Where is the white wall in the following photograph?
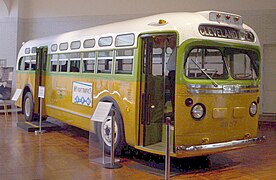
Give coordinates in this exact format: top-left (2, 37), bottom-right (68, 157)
top-left (0, 1), bottom-right (8, 17)
top-left (18, 1), bottom-right (276, 44)
top-left (19, 0), bottom-right (275, 18)
top-left (0, 0), bottom-right (20, 93)
top-left (0, 0), bottom-right (19, 67)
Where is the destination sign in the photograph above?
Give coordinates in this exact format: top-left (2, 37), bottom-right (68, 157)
top-left (198, 25), bottom-right (255, 42)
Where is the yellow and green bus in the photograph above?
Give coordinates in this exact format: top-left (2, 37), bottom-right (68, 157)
top-left (16, 11), bottom-right (264, 157)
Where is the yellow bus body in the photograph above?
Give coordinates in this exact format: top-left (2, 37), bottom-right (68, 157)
top-left (16, 11), bottom-right (265, 158)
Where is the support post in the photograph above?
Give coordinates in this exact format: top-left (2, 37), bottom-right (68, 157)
top-left (4, 100), bottom-right (8, 121)
top-left (39, 97), bottom-right (42, 132)
top-left (165, 116), bottom-right (171, 180)
top-left (103, 110), bottom-right (122, 169)
top-left (35, 86), bottom-right (45, 135)
top-left (35, 97), bottom-right (45, 135)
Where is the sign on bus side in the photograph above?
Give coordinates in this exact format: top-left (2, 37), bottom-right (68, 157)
top-left (72, 81), bottom-right (93, 107)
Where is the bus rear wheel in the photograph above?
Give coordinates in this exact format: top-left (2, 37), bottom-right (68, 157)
top-left (23, 92), bottom-right (34, 122)
top-left (96, 106), bottom-right (125, 155)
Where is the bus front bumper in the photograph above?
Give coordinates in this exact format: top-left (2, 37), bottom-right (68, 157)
top-left (175, 136), bottom-right (266, 157)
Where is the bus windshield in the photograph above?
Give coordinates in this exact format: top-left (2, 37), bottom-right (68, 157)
top-left (185, 47), bottom-right (259, 80)
top-left (185, 48), bottom-right (228, 79)
top-left (225, 48), bottom-right (259, 80)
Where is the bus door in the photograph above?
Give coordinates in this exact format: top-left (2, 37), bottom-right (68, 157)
top-left (33, 47), bottom-right (48, 115)
top-left (140, 35), bottom-right (176, 147)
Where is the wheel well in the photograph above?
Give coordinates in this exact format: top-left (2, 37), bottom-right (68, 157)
top-left (22, 86), bottom-right (31, 109)
top-left (99, 96), bottom-right (125, 139)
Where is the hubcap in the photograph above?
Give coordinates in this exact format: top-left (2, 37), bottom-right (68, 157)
top-left (25, 98), bottom-right (31, 117)
top-left (101, 117), bottom-right (118, 147)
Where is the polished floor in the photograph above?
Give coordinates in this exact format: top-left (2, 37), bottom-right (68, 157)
top-left (0, 114), bottom-right (275, 179)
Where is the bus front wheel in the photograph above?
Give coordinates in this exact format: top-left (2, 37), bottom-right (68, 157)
top-left (96, 106), bottom-right (125, 155)
top-left (23, 92), bottom-right (34, 122)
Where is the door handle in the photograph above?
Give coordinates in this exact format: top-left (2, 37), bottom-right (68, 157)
top-left (147, 94), bottom-right (151, 125)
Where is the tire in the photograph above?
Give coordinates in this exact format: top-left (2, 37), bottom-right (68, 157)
top-left (23, 92), bottom-right (34, 122)
top-left (95, 106), bottom-right (125, 155)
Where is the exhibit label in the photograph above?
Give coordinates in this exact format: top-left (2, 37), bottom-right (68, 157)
top-left (91, 102), bottom-right (113, 122)
top-left (38, 86), bottom-right (45, 98)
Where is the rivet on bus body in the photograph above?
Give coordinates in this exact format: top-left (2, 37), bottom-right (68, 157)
top-left (185, 98), bottom-right (193, 107)
top-left (126, 107), bottom-right (130, 112)
top-left (244, 133), bottom-right (251, 139)
top-left (202, 137), bottom-right (209, 144)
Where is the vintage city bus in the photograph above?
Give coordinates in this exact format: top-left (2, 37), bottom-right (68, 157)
top-left (16, 11), bottom-right (264, 157)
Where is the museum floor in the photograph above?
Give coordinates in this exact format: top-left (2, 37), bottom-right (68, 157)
top-left (0, 114), bottom-right (275, 179)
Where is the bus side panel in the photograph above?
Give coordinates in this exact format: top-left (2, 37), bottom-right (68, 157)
top-left (44, 74), bottom-right (138, 147)
top-left (16, 71), bottom-right (36, 107)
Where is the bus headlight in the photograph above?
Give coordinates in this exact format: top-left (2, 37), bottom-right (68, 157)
top-left (191, 103), bottom-right (206, 120)
top-left (249, 102), bottom-right (257, 117)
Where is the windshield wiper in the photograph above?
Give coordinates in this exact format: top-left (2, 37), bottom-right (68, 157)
top-left (190, 58), bottom-right (219, 87)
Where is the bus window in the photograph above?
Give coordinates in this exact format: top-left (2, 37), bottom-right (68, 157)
top-left (50, 54), bottom-right (58, 72)
top-left (30, 56), bottom-right (36, 70)
top-left (69, 53), bottom-right (80, 72)
top-left (58, 53), bottom-right (69, 72)
top-left (31, 47), bottom-right (36, 54)
top-left (185, 48), bottom-right (227, 79)
top-left (83, 39), bottom-right (95, 48)
top-left (51, 44), bottom-right (58, 52)
top-left (115, 49), bottom-right (133, 74)
top-left (24, 56), bottom-right (31, 70)
top-left (59, 42), bottom-right (68, 51)
top-left (18, 57), bottom-right (24, 70)
top-left (82, 51), bottom-right (95, 73)
top-left (70, 41), bottom-right (81, 50)
top-left (25, 48), bottom-right (30, 54)
top-left (97, 50), bottom-right (113, 73)
top-left (115, 34), bottom-right (135, 47)
top-left (227, 49), bottom-right (258, 80)
top-left (98, 36), bottom-right (113, 47)
top-left (152, 48), bottom-right (163, 76)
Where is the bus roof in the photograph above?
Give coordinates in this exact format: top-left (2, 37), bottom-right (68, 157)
top-left (18, 11), bottom-right (260, 58)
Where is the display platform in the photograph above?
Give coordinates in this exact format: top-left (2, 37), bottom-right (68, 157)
top-left (17, 120), bottom-right (60, 132)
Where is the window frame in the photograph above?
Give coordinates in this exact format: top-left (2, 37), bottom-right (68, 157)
top-left (83, 39), bottom-right (96, 49)
top-left (69, 52), bottom-right (81, 73)
top-left (97, 50), bottom-right (113, 74)
top-left (25, 48), bottom-right (30, 54)
top-left (226, 48), bottom-right (259, 80)
top-left (58, 53), bottom-right (69, 72)
top-left (59, 42), bottom-right (69, 51)
top-left (185, 47), bottom-right (229, 79)
top-left (98, 36), bottom-right (113, 47)
top-left (115, 49), bottom-right (134, 75)
top-left (51, 44), bottom-right (58, 52)
top-left (82, 51), bottom-right (96, 73)
top-left (50, 54), bottom-right (59, 72)
top-left (70, 41), bottom-right (81, 50)
top-left (115, 33), bottom-right (135, 47)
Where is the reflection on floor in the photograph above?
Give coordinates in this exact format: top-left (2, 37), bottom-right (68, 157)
top-left (0, 114), bottom-right (275, 179)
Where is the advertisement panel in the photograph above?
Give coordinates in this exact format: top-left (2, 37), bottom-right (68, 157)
top-left (72, 81), bottom-right (92, 107)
